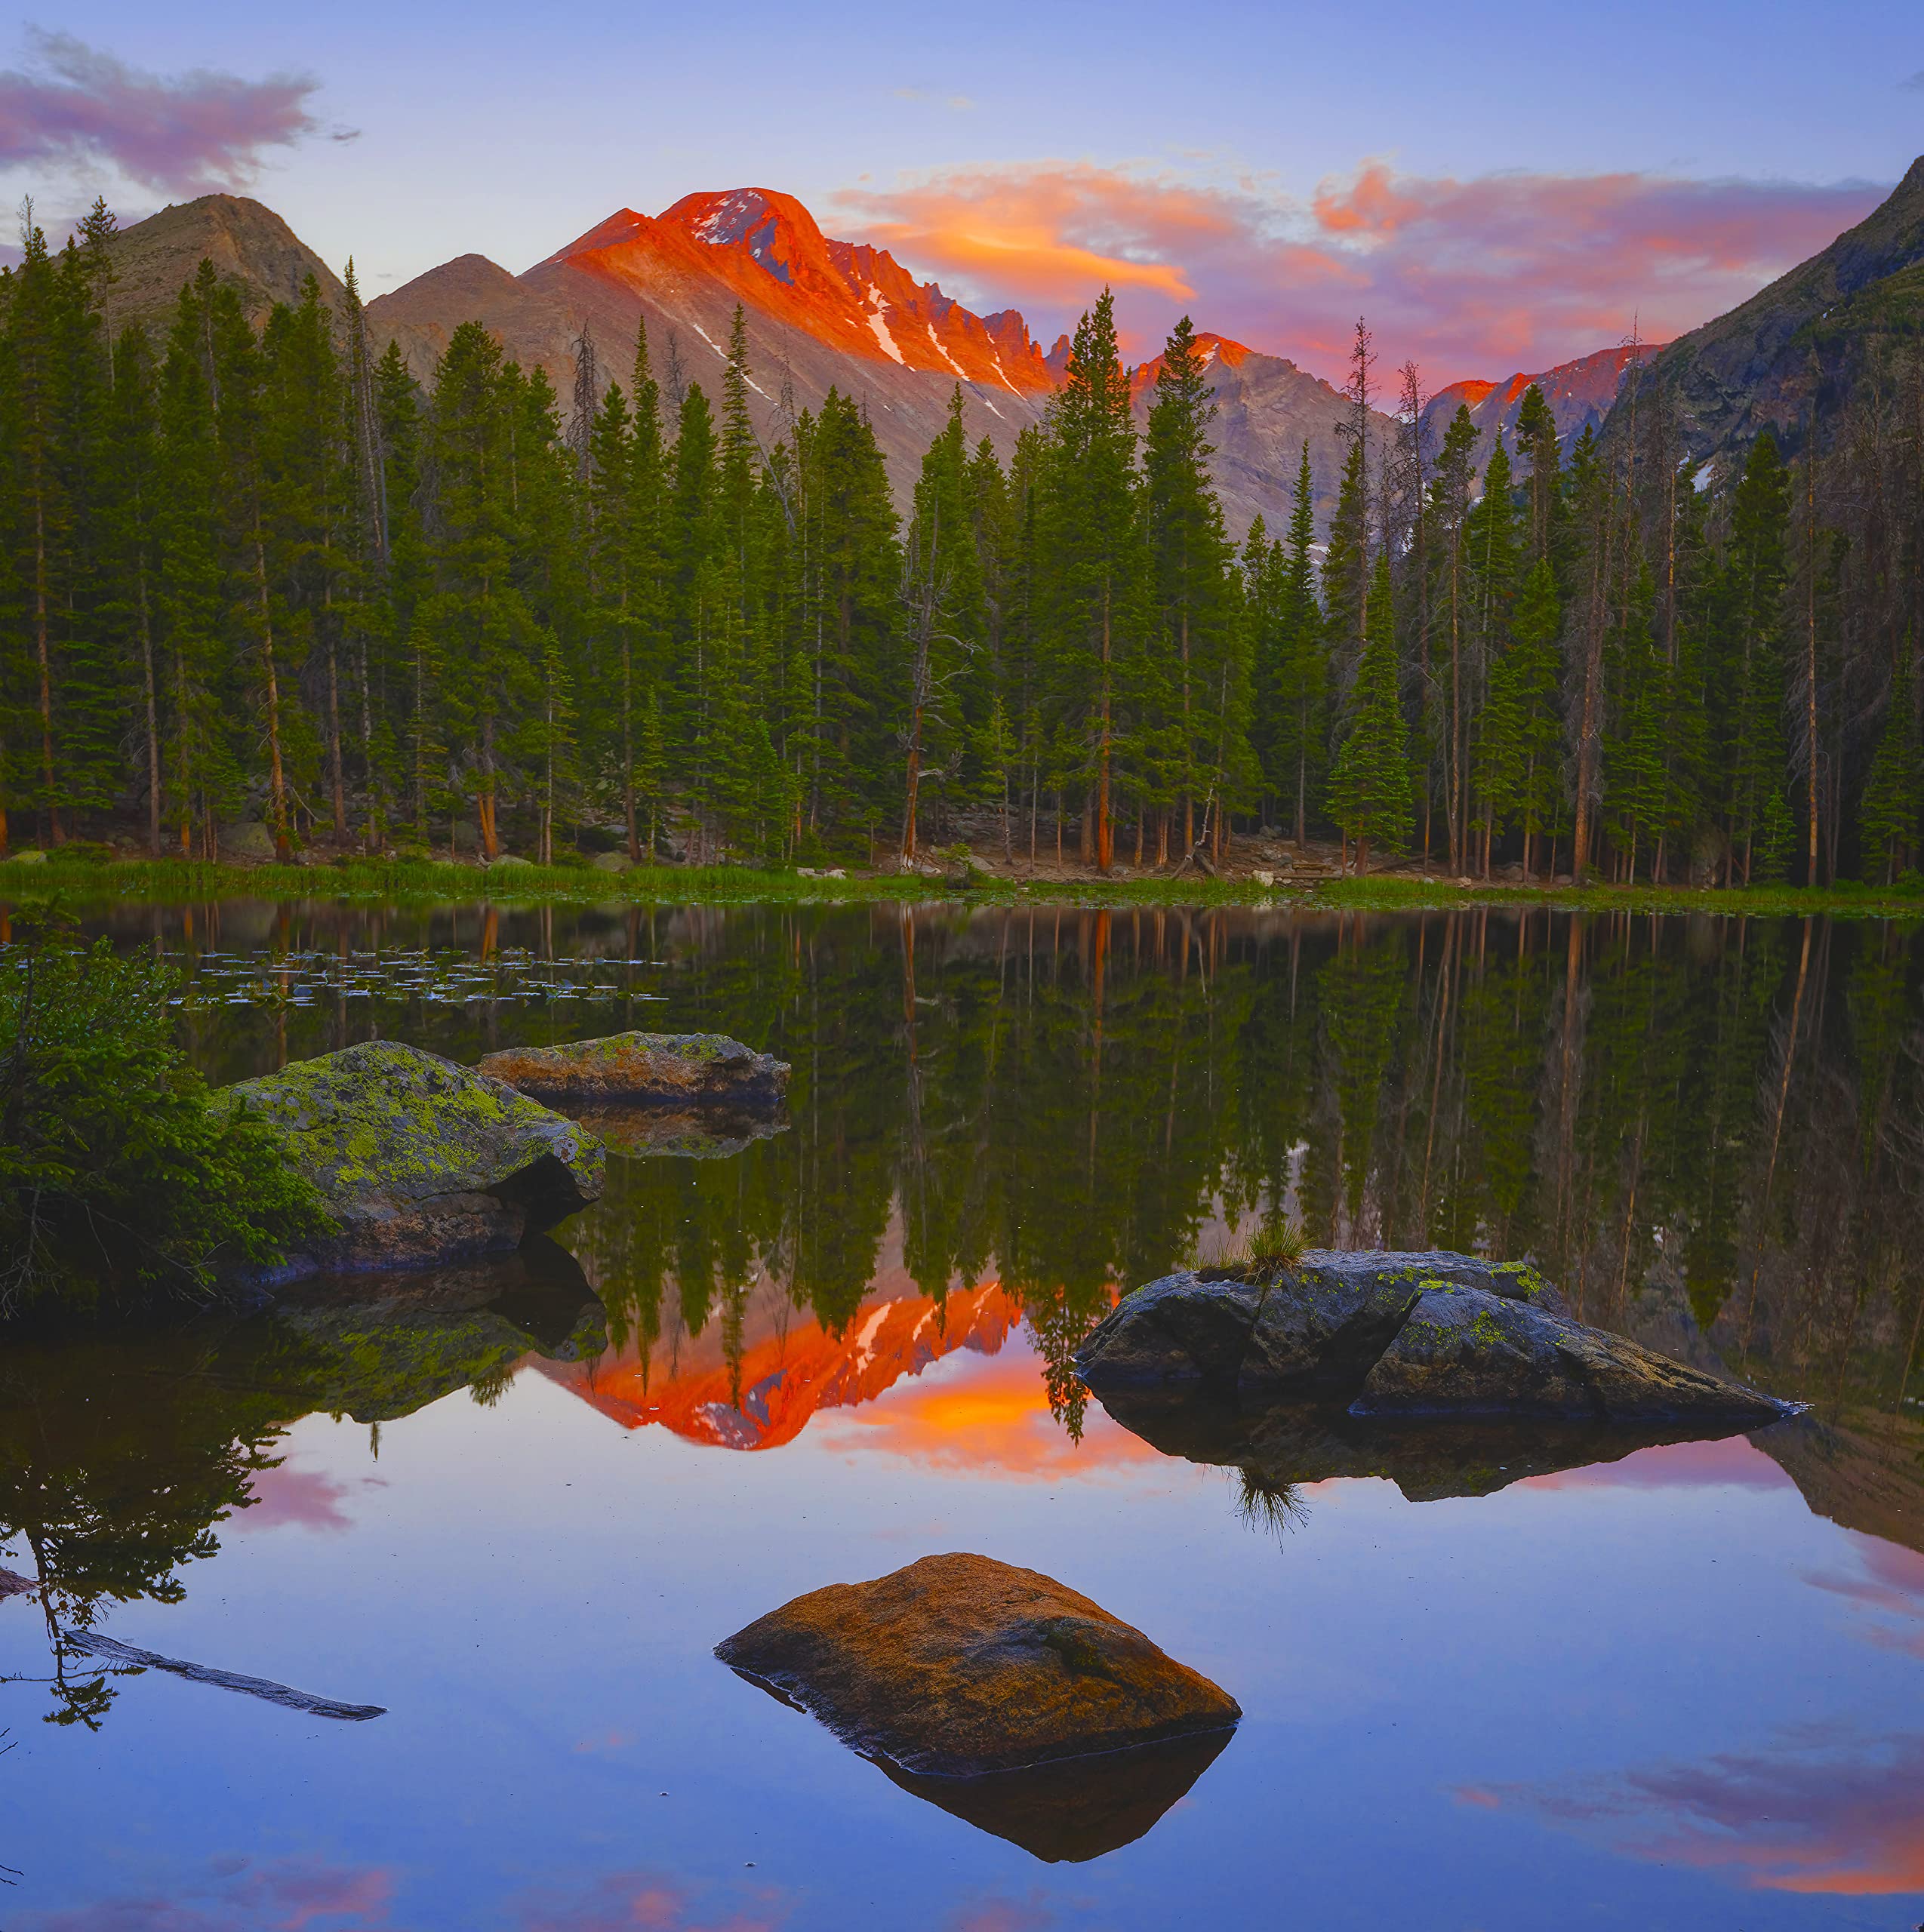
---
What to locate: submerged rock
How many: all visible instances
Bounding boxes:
[478,1031,790,1112]
[221,1041,603,1281]
[1076,1251,1787,1425]
[716,1552,1239,1780]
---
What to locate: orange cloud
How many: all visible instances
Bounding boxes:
[836,158,1885,383]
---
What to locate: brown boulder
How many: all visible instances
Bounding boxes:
[478,1031,788,1111]
[715,1552,1239,1780]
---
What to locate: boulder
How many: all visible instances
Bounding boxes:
[1076,1251,1789,1425]
[218,820,276,862]
[716,1552,1239,1780]
[571,1105,789,1159]
[0,848,47,866]
[590,851,631,873]
[478,1031,790,1112]
[220,1041,603,1281]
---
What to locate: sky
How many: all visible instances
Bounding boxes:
[2,1,1921,383]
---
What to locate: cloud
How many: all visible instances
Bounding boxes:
[20,1855,395,1930]
[0,28,326,197]
[514,1869,782,1932]
[1900,69,1924,91]
[1462,1727,1924,1895]
[835,158,1886,381]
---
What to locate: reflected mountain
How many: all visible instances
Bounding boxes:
[537,1280,1019,1451]
[876,1728,1234,1864]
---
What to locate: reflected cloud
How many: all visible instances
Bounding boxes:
[235,1462,384,1534]
[1464,1727,1924,1895]
[1804,1531,1924,1659]
[20,1856,393,1930]
[515,1869,783,1932]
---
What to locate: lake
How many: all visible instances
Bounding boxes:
[3,900,1922,1929]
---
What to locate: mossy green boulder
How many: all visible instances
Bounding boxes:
[221,1041,603,1281]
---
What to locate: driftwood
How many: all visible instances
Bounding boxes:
[0,1567,35,1600]
[60,1629,386,1721]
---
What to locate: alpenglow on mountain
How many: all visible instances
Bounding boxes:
[101,183,1712,535]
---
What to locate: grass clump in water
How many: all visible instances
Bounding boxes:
[1196,1214,1311,1284]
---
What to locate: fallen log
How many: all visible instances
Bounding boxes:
[59,1629,386,1721]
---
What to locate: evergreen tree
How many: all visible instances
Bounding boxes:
[1330,554,1411,869]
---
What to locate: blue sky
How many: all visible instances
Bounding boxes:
[5,2,1922,377]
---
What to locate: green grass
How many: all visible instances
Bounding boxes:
[2,851,1922,918]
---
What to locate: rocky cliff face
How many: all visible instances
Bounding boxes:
[1597,155,1924,466]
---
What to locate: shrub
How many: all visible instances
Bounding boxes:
[0,932,331,1315]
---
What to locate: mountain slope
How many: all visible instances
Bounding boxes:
[1423,343,1660,467]
[100,194,345,332]
[371,186,1060,511]
[1600,155,1924,463]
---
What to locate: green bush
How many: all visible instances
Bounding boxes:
[0,934,331,1315]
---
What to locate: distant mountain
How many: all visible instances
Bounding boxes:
[368,190,1408,535]
[1129,331,1398,539]
[100,193,344,333]
[370,187,1061,512]
[1422,343,1661,469]
[1599,155,1924,466]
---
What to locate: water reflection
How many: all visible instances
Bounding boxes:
[0,1248,599,1726]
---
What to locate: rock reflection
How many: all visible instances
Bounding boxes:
[877,1728,1235,1864]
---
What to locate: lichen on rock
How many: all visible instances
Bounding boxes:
[220,1041,603,1282]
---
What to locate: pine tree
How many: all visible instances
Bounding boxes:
[1858,653,1918,881]
[1146,316,1243,864]
[1330,554,1411,869]
[1034,291,1143,869]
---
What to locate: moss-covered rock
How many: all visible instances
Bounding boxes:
[478,1031,790,1110]
[220,1041,603,1281]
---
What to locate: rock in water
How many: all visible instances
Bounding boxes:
[1076,1251,1790,1425]
[715,1553,1239,1780]
[223,1041,603,1281]
[477,1032,790,1111]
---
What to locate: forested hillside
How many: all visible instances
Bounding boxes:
[2,195,1921,884]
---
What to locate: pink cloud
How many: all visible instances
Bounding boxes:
[836,159,1885,384]
[20,1857,394,1931]
[1803,1531,1924,1658]
[233,1462,383,1534]
[516,1869,784,1932]
[1464,1727,1924,1896]
[0,29,333,198]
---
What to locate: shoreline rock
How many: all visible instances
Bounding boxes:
[478,1031,790,1112]
[1076,1251,1791,1426]
[716,1553,1239,1780]
[221,1041,603,1284]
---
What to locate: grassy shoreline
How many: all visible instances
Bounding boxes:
[1,854,1921,919]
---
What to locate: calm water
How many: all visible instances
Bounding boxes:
[4,900,1922,1929]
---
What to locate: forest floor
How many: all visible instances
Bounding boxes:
[2,826,1922,918]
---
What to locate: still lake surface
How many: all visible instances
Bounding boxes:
[4,899,1923,1929]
